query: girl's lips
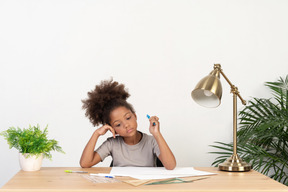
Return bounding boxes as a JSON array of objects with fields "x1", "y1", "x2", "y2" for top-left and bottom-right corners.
[{"x1": 127, "y1": 128, "x2": 134, "y2": 133}]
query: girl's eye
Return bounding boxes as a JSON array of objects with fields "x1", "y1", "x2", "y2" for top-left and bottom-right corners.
[
  {"x1": 115, "y1": 124, "x2": 121, "y2": 127},
  {"x1": 127, "y1": 116, "x2": 131, "y2": 120}
]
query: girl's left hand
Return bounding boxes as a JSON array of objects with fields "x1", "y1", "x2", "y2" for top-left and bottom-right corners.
[{"x1": 148, "y1": 116, "x2": 160, "y2": 136}]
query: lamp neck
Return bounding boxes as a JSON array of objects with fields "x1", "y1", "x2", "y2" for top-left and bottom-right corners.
[{"x1": 213, "y1": 64, "x2": 246, "y2": 106}]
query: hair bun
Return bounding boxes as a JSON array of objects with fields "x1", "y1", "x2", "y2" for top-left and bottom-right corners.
[
  {"x1": 82, "y1": 78, "x2": 131, "y2": 126},
  {"x1": 97, "y1": 79, "x2": 130, "y2": 103}
]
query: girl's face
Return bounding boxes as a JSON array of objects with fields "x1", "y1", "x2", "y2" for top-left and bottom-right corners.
[{"x1": 109, "y1": 106, "x2": 138, "y2": 137}]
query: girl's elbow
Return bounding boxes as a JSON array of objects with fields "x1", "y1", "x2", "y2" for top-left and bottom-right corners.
[
  {"x1": 165, "y1": 166, "x2": 175, "y2": 170},
  {"x1": 169, "y1": 164, "x2": 177, "y2": 170},
  {"x1": 80, "y1": 161, "x2": 92, "y2": 168},
  {"x1": 165, "y1": 162, "x2": 177, "y2": 170}
]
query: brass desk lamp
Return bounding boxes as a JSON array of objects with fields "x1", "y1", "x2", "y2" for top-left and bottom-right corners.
[{"x1": 191, "y1": 64, "x2": 252, "y2": 172}]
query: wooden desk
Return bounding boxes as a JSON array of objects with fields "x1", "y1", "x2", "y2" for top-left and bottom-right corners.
[{"x1": 1, "y1": 167, "x2": 287, "y2": 192}]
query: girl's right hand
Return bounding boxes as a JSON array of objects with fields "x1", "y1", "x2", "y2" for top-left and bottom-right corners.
[{"x1": 95, "y1": 124, "x2": 116, "y2": 138}]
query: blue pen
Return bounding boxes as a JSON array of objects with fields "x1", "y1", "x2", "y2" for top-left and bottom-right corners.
[
  {"x1": 90, "y1": 173, "x2": 115, "y2": 178},
  {"x1": 146, "y1": 114, "x2": 156, "y2": 126}
]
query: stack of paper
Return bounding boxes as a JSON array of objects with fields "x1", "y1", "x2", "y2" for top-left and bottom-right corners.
[{"x1": 109, "y1": 167, "x2": 216, "y2": 180}]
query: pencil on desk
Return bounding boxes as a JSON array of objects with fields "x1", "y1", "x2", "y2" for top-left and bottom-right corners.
[{"x1": 65, "y1": 170, "x2": 88, "y2": 173}]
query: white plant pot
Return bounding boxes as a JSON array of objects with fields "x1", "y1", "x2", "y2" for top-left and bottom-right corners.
[{"x1": 19, "y1": 153, "x2": 43, "y2": 171}]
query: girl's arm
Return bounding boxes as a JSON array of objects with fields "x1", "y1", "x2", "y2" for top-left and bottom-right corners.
[
  {"x1": 149, "y1": 116, "x2": 176, "y2": 170},
  {"x1": 80, "y1": 125, "x2": 115, "y2": 168}
]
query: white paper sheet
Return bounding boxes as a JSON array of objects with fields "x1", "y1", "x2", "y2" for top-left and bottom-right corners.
[{"x1": 109, "y1": 167, "x2": 216, "y2": 180}]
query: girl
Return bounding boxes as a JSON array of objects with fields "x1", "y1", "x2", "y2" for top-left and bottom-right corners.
[{"x1": 80, "y1": 79, "x2": 176, "y2": 170}]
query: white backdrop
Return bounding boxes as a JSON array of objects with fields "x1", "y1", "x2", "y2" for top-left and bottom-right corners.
[{"x1": 1, "y1": 0, "x2": 288, "y2": 187}]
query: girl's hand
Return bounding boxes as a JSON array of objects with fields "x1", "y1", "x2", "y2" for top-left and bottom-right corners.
[
  {"x1": 95, "y1": 124, "x2": 116, "y2": 138},
  {"x1": 148, "y1": 116, "x2": 160, "y2": 136}
]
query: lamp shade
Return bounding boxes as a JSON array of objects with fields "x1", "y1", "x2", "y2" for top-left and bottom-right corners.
[{"x1": 191, "y1": 69, "x2": 222, "y2": 108}]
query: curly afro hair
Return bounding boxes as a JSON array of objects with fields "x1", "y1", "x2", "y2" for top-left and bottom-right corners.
[{"x1": 82, "y1": 79, "x2": 135, "y2": 127}]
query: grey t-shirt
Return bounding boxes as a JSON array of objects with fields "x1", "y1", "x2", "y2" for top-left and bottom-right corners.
[{"x1": 95, "y1": 132, "x2": 160, "y2": 167}]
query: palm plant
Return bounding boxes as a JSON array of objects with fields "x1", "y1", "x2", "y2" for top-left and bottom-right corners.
[{"x1": 210, "y1": 75, "x2": 288, "y2": 185}]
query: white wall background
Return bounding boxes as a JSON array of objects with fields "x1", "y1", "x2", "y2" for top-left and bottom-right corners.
[{"x1": 1, "y1": 0, "x2": 288, "y2": 187}]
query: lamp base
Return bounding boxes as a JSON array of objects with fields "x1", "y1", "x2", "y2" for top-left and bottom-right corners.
[{"x1": 218, "y1": 154, "x2": 252, "y2": 172}]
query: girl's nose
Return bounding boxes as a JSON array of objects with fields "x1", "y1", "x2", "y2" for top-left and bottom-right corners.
[{"x1": 123, "y1": 121, "x2": 129, "y2": 129}]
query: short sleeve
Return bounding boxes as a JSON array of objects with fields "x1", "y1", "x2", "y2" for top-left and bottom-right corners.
[{"x1": 95, "y1": 138, "x2": 113, "y2": 161}]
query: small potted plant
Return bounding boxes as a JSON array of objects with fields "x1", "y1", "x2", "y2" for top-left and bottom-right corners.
[{"x1": 0, "y1": 124, "x2": 64, "y2": 171}]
